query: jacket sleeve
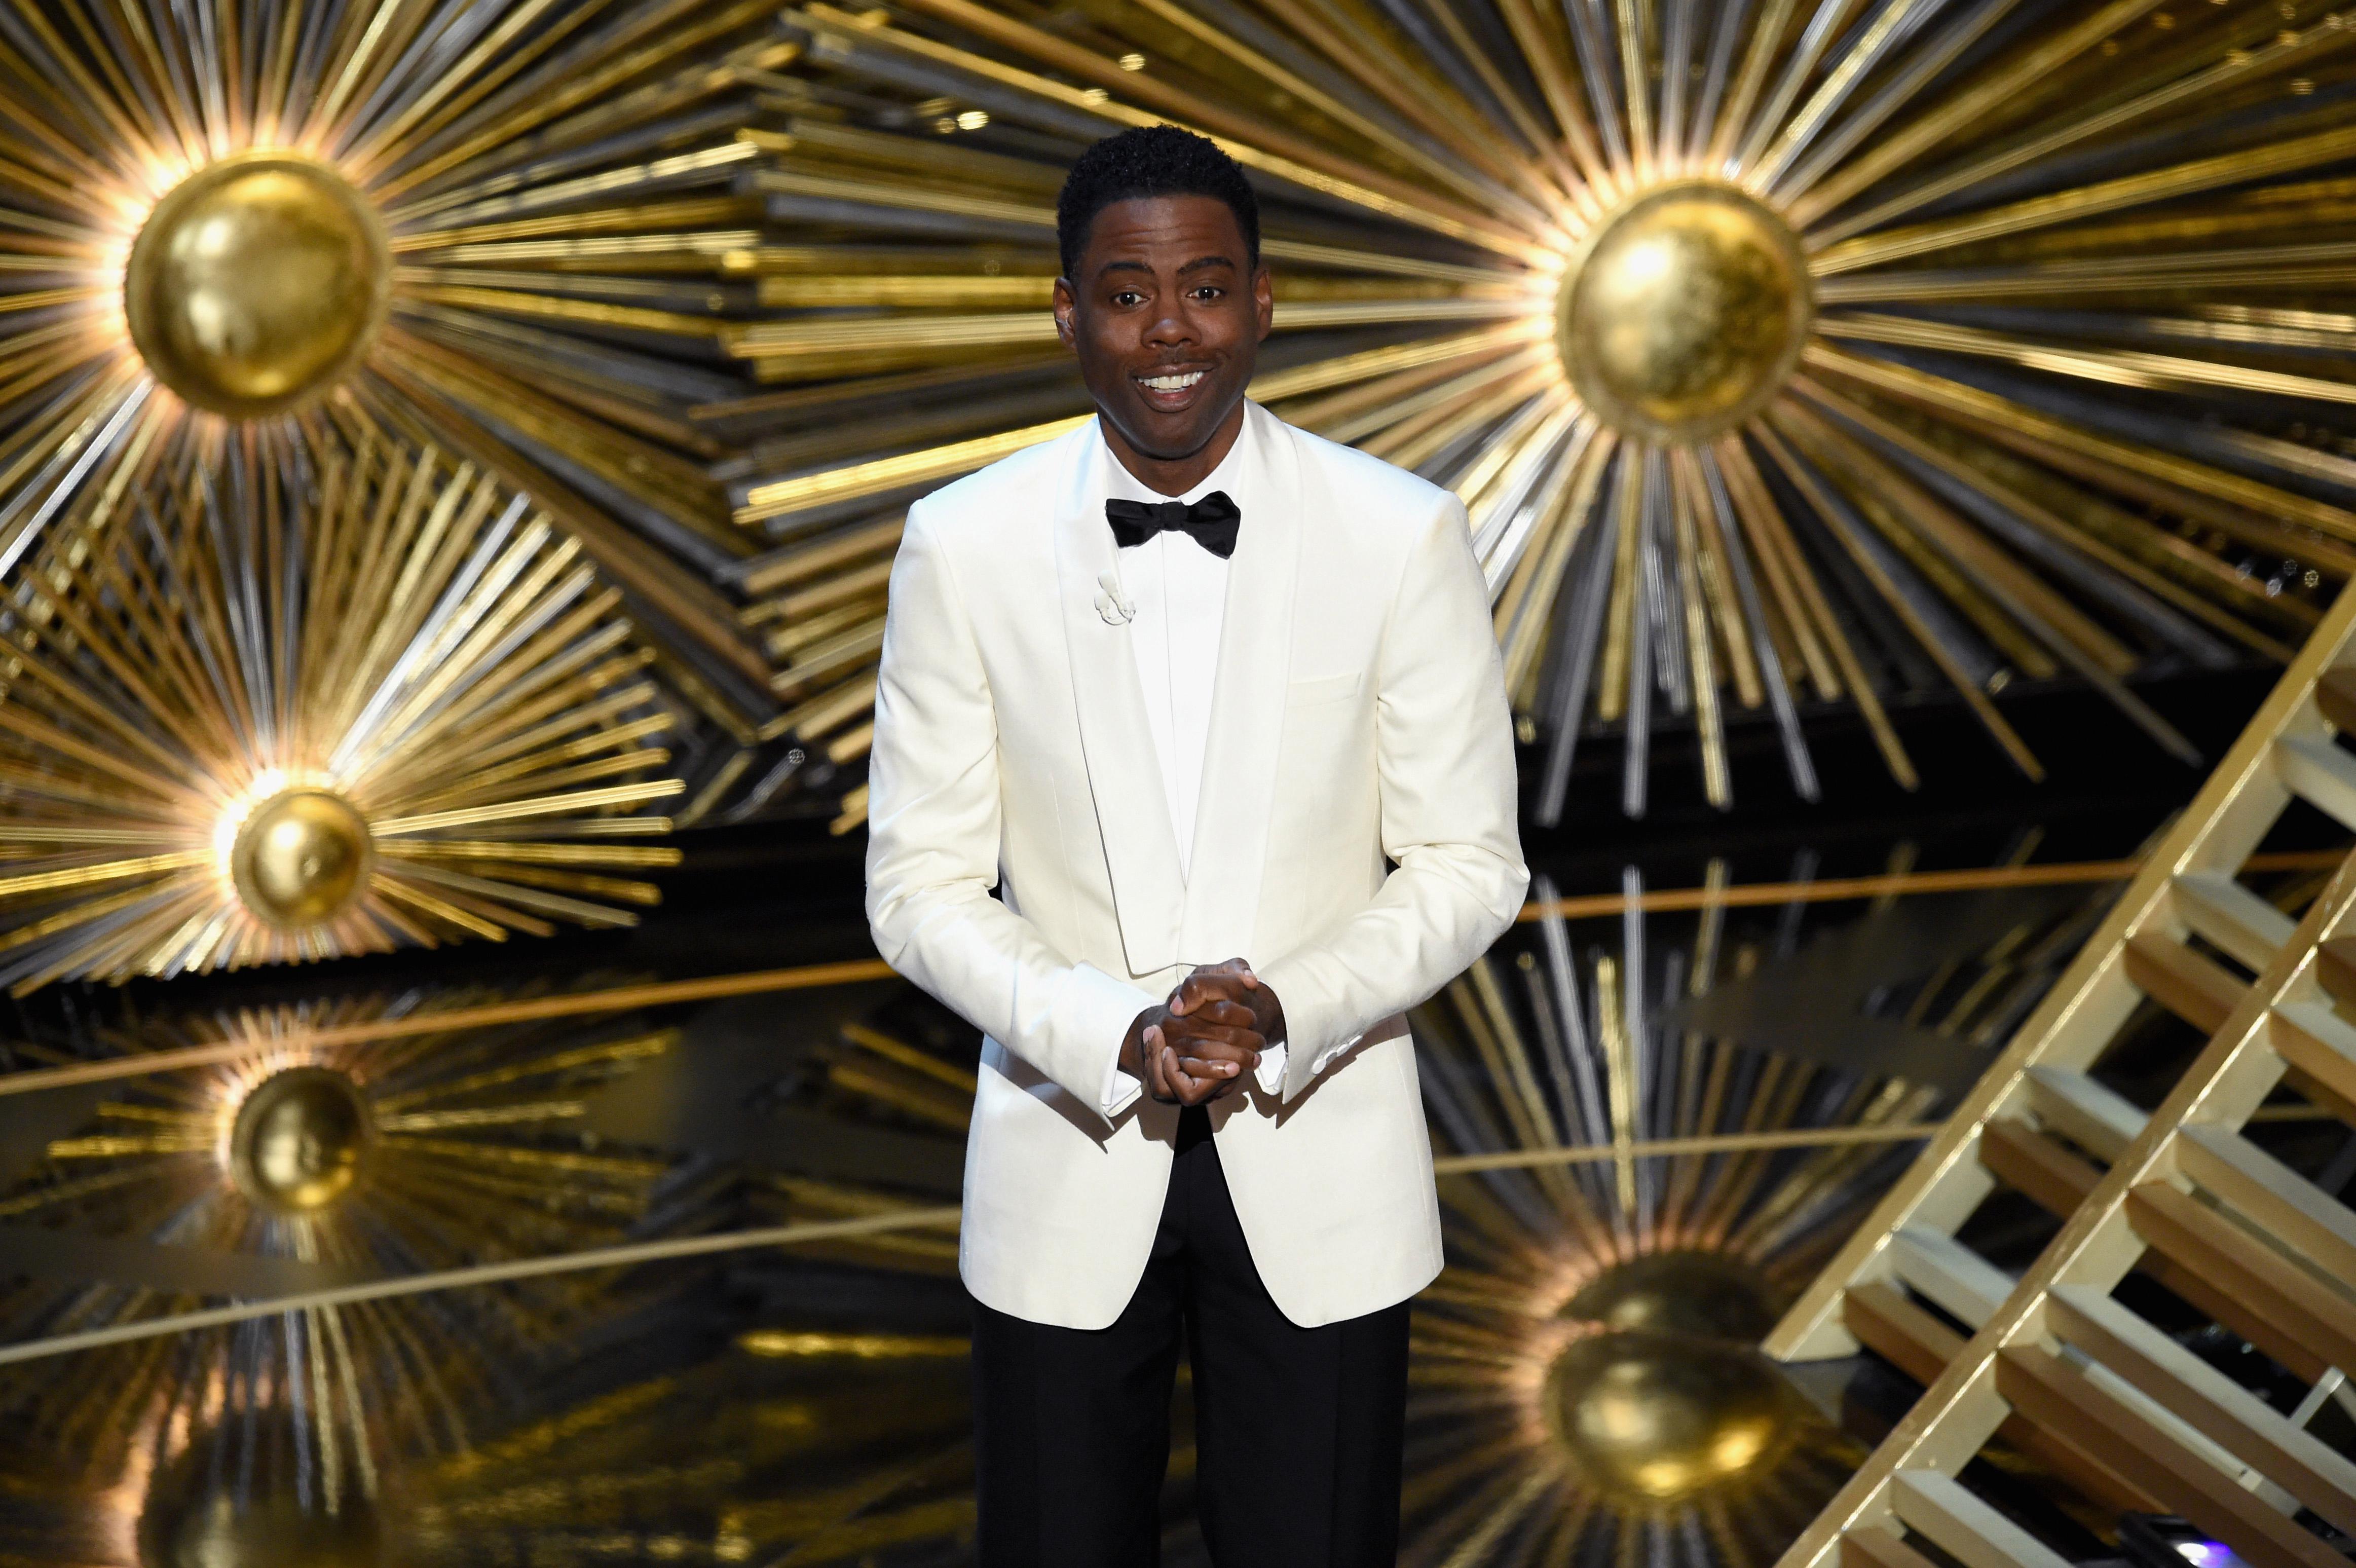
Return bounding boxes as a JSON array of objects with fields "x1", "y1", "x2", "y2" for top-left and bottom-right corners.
[
  {"x1": 864, "y1": 500, "x2": 1160, "y2": 1114},
  {"x1": 1253, "y1": 493, "x2": 1529, "y2": 1099}
]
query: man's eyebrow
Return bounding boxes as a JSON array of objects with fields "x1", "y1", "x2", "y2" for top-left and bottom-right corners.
[{"x1": 1093, "y1": 254, "x2": 1238, "y2": 278}]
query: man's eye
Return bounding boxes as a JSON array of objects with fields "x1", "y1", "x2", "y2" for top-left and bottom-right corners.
[{"x1": 1113, "y1": 291, "x2": 1144, "y2": 306}]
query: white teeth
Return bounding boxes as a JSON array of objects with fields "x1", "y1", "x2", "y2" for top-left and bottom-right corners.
[{"x1": 1141, "y1": 371, "x2": 1205, "y2": 391}]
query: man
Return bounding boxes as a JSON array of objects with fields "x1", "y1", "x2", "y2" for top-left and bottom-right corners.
[{"x1": 865, "y1": 125, "x2": 1526, "y2": 1566}]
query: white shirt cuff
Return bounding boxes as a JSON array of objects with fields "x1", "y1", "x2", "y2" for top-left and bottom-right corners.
[
  {"x1": 1055, "y1": 963, "x2": 1156, "y2": 1118},
  {"x1": 1254, "y1": 1042, "x2": 1287, "y2": 1096},
  {"x1": 1102, "y1": 1047, "x2": 1144, "y2": 1116}
]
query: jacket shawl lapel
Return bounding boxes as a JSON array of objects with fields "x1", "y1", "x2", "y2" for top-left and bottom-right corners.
[
  {"x1": 1053, "y1": 419, "x2": 1187, "y2": 975},
  {"x1": 1178, "y1": 401, "x2": 1300, "y2": 966}
]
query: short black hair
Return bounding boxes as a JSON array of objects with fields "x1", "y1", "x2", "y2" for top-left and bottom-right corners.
[{"x1": 1055, "y1": 125, "x2": 1260, "y2": 281}]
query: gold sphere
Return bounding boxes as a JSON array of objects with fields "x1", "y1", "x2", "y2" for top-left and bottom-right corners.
[
  {"x1": 229, "y1": 788, "x2": 373, "y2": 930},
  {"x1": 1546, "y1": 1331, "x2": 1797, "y2": 1503},
  {"x1": 1563, "y1": 1250, "x2": 1776, "y2": 1341},
  {"x1": 125, "y1": 153, "x2": 389, "y2": 418},
  {"x1": 227, "y1": 1066, "x2": 372, "y2": 1213},
  {"x1": 1557, "y1": 181, "x2": 1812, "y2": 443}
]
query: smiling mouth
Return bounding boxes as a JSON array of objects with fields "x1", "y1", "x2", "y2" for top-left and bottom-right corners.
[{"x1": 1137, "y1": 369, "x2": 1207, "y2": 392}]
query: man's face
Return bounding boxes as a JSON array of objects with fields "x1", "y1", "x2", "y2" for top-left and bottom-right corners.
[{"x1": 1054, "y1": 194, "x2": 1273, "y2": 462}]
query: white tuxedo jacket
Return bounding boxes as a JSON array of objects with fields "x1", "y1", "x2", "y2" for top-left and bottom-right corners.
[{"x1": 865, "y1": 400, "x2": 1528, "y2": 1330}]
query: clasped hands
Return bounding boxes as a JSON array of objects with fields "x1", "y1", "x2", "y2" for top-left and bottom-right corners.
[{"x1": 1120, "y1": 958, "x2": 1286, "y2": 1106}]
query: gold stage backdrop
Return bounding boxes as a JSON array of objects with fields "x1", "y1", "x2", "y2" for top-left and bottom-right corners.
[
  {"x1": 0, "y1": 443, "x2": 683, "y2": 989},
  {"x1": 4, "y1": 0, "x2": 2356, "y2": 843},
  {"x1": 5, "y1": 3, "x2": 2356, "y2": 1560}
]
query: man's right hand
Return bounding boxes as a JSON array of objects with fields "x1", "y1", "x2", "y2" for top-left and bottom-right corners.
[{"x1": 1121, "y1": 998, "x2": 1262, "y2": 1105}]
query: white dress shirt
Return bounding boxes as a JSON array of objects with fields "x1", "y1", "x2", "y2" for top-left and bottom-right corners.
[{"x1": 1097, "y1": 423, "x2": 1288, "y2": 1114}]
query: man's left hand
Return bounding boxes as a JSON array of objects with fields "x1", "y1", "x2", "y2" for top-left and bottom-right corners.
[{"x1": 1169, "y1": 958, "x2": 1285, "y2": 1054}]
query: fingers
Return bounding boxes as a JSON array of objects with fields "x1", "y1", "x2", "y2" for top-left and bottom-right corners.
[
  {"x1": 1165, "y1": 1046, "x2": 1232, "y2": 1104},
  {"x1": 1163, "y1": 998, "x2": 1255, "y2": 1032},
  {"x1": 1162, "y1": 1010, "x2": 1259, "y2": 1039},
  {"x1": 1169, "y1": 1049, "x2": 1241, "y2": 1105},
  {"x1": 1163, "y1": 1040, "x2": 1252, "y2": 1106},
  {"x1": 1157, "y1": 1023, "x2": 1262, "y2": 1061},
  {"x1": 1176, "y1": 1063, "x2": 1249, "y2": 1101},
  {"x1": 1170, "y1": 1026, "x2": 1255, "y2": 1077},
  {"x1": 1192, "y1": 997, "x2": 1256, "y2": 1023},
  {"x1": 1144, "y1": 1025, "x2": 1186, "y2": 1104},
  {"x1": 1164, "y1": 951, "x2": 1244, "y2": 1012},
  {"x1": 1142, "y1": 1024, "x2": 1217, "y2": 1104},
  {"x1": 1141, "y1": 1025, "x2": 1170, "y2": 1102},
  {"x1": 1171, "y1": 1029, "x2": 1261, "y2": 1097},
  {"x1": 1148, "y1": 988, "x2": 1265, "y2": 1104},
  {"x1": 1170, "y1": 975, "x2": 1256, "y2": 1015}
]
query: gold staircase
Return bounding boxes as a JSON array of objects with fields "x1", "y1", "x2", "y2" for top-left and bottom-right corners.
[{"x1": 1768, "y1": 585, "x2": 2356, "y2": 1568}]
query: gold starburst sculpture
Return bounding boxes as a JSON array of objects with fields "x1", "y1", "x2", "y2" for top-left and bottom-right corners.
[
  {"x1": 0, "y1": 0, "x2": 807, "y2": 823},
  {"x1": 17, "y1": 1, "x2": 2356, "y2": 822},
  {"x1": 0, "y1": 0, "x2": 775, "y2": 678},
  {"x1": 0, "y1": 441, "x2": 682, "y2": 990},
  {"x1": 694, "y1": 0, "x2": 2356, "y2": 823},
  {"x1": 0, "y1": 0, "x2": 1549, "y2": 823},
  {"x1": 0, "y1": 992, "x2": 683, "y2": 1550}
]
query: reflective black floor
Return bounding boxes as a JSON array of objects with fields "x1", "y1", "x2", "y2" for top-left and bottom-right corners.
[{"x1": 0, "y1": 671, "x2": 2320, "y2": 1567}]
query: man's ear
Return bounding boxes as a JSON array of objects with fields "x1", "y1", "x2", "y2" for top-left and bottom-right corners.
[
  {"x1": 1252, "y1": 261, "x2": 1274, "y2": 342},
  {"x1": 1053, "y1": 276, "x2": 1078, "y2": 349}
]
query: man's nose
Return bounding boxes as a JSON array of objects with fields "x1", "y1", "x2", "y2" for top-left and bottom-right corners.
[{"x1": 1144, "y1": 303, "x2": 1195, "y2": 348}]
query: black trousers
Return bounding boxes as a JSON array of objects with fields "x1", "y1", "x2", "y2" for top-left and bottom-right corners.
[{"x1": 970, "y1": 1104, "x2": 1411, "y2": 1568}]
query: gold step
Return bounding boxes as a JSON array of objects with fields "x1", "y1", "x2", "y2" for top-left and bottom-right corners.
[{"x1": 1771, "y1": 582, "x2": 2356, "y2": 1568}]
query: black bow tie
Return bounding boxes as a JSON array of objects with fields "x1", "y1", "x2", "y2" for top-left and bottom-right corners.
[{"x1": 1105, "y1": 491, "x2": 1242, "y2": 560}]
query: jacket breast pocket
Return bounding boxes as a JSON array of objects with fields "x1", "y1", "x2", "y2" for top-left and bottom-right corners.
[{"x1": 1287, "y1": 671, "x2": 1362, "y2": 707}]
